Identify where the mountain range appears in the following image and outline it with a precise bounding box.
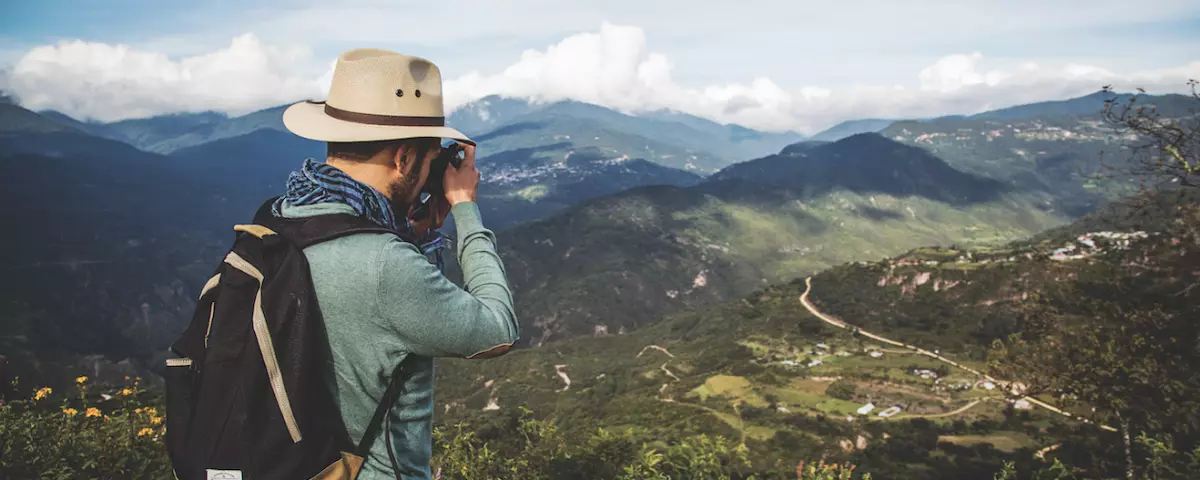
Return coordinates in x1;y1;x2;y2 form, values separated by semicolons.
0;88;1190;387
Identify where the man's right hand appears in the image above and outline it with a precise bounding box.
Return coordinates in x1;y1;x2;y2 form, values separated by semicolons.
443;142;479;206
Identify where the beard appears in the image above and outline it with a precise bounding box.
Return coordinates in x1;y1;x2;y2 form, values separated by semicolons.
387;152;427;223
387;174;420;222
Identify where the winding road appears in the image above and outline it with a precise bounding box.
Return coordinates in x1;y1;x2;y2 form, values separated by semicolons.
799;276;1117;433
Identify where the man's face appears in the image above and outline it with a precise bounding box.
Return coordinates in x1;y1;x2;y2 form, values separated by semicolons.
386;140;441;218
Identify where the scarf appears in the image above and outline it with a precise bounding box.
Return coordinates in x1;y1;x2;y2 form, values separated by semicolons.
273;158;450;270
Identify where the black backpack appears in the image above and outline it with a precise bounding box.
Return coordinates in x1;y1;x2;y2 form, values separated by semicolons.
166;198;413;480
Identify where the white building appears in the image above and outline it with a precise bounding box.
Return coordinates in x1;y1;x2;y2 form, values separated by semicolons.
807;359;824;368
877;406;902;418
1013;399;1032;410
869;351;884;358
857;403;876;415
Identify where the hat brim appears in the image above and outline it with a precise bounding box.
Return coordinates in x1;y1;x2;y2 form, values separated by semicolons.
282;101;474;146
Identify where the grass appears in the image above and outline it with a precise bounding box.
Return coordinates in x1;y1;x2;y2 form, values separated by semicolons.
688;375;769;408
938;433;1034;453
509;184;552;201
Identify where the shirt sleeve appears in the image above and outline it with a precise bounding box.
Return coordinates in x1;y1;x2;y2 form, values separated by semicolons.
375;201;520;359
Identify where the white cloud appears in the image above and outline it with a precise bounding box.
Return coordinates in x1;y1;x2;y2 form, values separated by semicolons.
442;23;1200;133
4;23;1198;133
5;34;324;122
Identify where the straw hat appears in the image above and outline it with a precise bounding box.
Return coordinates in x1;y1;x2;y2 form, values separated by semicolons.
283;48;473;145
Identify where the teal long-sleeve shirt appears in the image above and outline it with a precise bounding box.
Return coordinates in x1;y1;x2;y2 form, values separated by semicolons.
277;200;520;480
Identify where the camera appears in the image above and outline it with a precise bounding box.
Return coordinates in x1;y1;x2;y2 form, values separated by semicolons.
410;142;464;224
423;142;465;198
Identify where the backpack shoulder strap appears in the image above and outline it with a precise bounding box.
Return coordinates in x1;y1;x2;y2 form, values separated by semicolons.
355;359;408;459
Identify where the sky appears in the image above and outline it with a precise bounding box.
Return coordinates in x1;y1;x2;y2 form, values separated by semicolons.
0;0;1197;134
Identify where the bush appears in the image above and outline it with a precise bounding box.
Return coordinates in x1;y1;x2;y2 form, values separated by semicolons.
826;380;857;401
0;376;171;479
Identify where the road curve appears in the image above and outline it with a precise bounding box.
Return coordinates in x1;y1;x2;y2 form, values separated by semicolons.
799;276;1117;433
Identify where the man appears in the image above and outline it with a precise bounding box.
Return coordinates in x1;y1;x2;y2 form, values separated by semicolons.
278;48;519;479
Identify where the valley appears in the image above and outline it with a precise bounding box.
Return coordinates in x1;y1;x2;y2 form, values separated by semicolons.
1;86;1197;478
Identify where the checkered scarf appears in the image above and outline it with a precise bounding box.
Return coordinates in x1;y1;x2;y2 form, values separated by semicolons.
273;158;450;270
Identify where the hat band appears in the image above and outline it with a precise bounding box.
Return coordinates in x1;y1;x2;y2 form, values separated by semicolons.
319;102;445;127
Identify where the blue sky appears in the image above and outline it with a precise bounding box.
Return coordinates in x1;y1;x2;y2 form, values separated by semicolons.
2;0;1198;133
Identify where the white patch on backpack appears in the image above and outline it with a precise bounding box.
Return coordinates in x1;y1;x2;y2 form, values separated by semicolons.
206;470;242;480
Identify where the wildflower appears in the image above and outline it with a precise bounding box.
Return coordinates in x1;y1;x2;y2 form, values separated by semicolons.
86;407;102;418
34;387;52;401
146;407;158;416
135;408;144;414
151;416;163;425
138;428;154;437
63;408;79;416
76;376;88;384
119;388;134;396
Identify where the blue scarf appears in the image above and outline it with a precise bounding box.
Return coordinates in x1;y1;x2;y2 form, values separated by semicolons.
273;158;450;270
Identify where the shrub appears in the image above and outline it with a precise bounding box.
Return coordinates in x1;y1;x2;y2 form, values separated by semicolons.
826;380;857;401
0;376;171;478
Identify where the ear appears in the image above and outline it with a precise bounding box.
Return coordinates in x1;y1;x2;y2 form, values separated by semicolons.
389;144;416;177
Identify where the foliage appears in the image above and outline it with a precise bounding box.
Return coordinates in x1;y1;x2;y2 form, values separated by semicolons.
825;380;857;401
1098;80;1199;193
0;376;171;479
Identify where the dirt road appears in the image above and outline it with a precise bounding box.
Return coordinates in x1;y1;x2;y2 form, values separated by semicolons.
800;277;1117;433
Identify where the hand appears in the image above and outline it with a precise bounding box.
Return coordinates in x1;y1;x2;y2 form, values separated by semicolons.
442;143;479;206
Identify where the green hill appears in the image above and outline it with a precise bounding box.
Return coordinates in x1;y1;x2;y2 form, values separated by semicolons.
494;134;1066;346
430;192;1198;478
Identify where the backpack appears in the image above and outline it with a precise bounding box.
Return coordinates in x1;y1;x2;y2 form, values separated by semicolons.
165;197;413;480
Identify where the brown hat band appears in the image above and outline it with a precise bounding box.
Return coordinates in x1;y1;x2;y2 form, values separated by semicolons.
310;101;446;127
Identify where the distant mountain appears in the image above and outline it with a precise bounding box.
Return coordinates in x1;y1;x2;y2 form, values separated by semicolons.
448;95;541;137
452;97;803;173
40;105;290;154
637;108;805;155
476;145;703;228
971;90;1196;120
876;91;1196;218
713;133;1006;204
0;103;80;135
493;134;1063;346
809;118;896;142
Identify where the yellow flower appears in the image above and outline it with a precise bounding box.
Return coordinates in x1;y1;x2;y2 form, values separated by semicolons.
85;407;102;418
63;408;78;416
119;388;134;396
135;408;144;414
34;387;52;401
138;428;154;437
145;408;158;416
151;416;163;425
75;376;88;384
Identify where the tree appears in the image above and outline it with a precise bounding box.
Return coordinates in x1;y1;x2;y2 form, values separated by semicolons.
826;379;857;401
1096;80;1199;208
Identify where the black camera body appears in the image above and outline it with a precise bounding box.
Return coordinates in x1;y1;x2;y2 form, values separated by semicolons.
423;143;465;198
